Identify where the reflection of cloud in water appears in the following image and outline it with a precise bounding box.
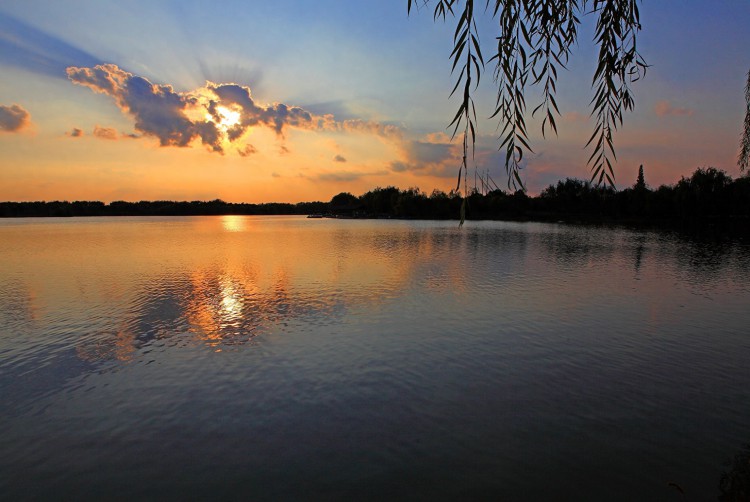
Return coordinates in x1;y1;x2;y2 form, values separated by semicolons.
76;328;137;363
76;264;348;361
70;226;477;362
15;216;750;370
4;217;750;417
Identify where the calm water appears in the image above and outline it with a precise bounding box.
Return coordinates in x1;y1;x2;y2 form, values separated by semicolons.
1;215;749;500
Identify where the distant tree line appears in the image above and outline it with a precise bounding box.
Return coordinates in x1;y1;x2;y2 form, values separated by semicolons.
0;199;328;218
2;167;748;235
328;167;749;236
335;166;744;212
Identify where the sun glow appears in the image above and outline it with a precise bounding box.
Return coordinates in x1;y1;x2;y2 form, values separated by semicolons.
208;105;241;131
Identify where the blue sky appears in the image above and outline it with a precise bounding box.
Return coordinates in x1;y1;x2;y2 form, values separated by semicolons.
1;1;748;202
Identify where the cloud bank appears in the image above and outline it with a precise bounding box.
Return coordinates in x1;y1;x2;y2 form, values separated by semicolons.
66;64;403;155
389;132;461;178
0;104;31;132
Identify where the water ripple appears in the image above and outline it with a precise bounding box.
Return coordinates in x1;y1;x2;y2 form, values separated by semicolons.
1;216;749;500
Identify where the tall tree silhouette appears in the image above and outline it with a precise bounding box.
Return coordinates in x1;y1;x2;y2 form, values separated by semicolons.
408;0;648;191
634;164;646;191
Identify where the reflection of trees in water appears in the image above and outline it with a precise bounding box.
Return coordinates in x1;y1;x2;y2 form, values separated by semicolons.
539;225;617;270
650;234;750;295
535;224;750;288
632;234;646;275
679;241;745;281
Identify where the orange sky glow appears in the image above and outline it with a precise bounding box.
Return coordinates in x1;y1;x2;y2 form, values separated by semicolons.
1;1;748;203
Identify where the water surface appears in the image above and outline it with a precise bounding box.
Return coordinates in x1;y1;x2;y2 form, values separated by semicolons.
1;216;749;500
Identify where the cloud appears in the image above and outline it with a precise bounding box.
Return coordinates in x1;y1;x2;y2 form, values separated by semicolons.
654;100;694;117
316;169;388;182
68;127;84;137
0;104;31;132
67;64;405;156
93;125;118;140
238;144;257;157
206;82;314;135
333;154;347;163
67;64;217;149
387;134;461;177
390;161;409;172
319;118;403;140
408;140;453;165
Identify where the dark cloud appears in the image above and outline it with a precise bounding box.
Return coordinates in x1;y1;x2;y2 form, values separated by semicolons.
93;125;117;140
67;64;218;149
333;154;347;163
390;161;409;172
0;103;31;132
407;140;453;165
67;64;403;156
69;127;83;137
388;135;460;177
0;12;99;79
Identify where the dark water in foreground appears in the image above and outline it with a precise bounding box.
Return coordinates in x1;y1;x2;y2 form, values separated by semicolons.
1;216;748;500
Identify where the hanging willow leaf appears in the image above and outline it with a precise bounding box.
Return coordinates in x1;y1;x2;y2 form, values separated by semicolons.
740;69;750;172
409;0;647;193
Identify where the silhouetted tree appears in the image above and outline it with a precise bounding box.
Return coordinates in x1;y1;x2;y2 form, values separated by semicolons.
330;192;360;215
634;164;646;191
674;167;733;218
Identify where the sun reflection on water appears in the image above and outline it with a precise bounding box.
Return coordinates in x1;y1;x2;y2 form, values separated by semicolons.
221;215;246;233
4;217;482;364
219;276;244;327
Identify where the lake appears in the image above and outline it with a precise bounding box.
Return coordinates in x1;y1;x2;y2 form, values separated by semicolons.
1;215;748;500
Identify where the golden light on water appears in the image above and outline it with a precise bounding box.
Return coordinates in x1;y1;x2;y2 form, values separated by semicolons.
219;277;243;321
5;217;474;360
221;215;246;233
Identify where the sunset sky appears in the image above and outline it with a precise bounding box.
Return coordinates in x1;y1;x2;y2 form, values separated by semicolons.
1;1;748;203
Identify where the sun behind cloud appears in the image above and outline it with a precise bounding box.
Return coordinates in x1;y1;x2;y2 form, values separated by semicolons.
210;105;241;131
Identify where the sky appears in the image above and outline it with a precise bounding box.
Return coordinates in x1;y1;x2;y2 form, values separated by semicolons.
0;0;748;203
